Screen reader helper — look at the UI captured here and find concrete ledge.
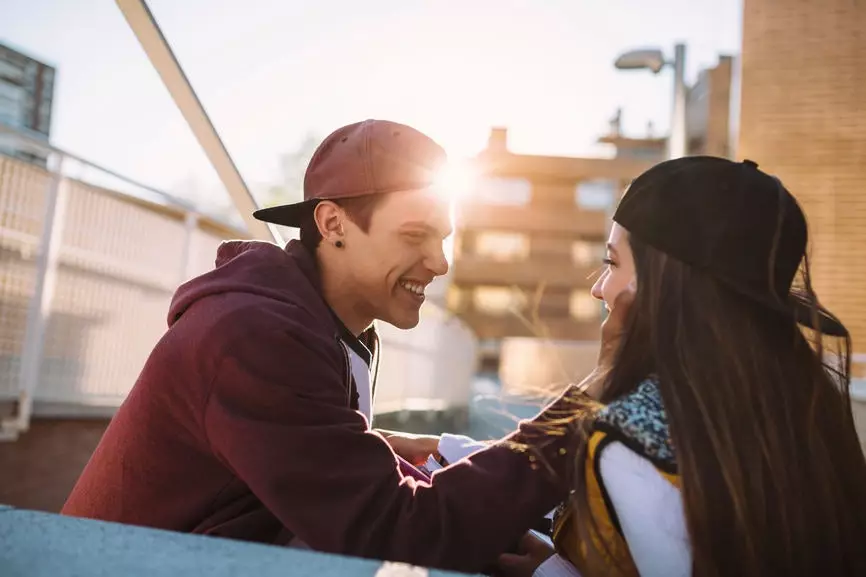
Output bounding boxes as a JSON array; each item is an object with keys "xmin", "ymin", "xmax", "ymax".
[{"xmin": 0, "ymin": 506, "xmax": 473, "ymax": 577}]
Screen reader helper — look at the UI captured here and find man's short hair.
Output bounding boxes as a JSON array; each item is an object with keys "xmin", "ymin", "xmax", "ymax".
[{"xmin": 299, "ymin": 194, "xmax": 385, "ymax": 253}]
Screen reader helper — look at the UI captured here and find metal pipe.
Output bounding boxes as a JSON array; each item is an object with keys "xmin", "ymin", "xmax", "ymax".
[
  {"xmin": 668, "ymin": 43, "xmax": 688, "ymax": 159},
  {"xmin": 114, "ymin": 0, "xmax": 279, "ymax": 243}
]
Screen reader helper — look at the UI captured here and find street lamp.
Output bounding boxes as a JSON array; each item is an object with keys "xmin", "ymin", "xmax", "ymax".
[{"xmin": 614, "ymin": 43, "xmax": 687, "ymax": 159}]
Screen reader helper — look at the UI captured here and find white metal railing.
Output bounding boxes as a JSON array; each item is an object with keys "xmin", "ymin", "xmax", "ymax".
[
  {"xmin": 0, "ymin": 123, "xmax": 478, "ymax": 440},
  {"xmin": 375, "ymin": 306, "xmax": 478, "ymax": 415},
  {"xmin": 0, "ymin": 124, "xmax": 247, "ymax": 440}
]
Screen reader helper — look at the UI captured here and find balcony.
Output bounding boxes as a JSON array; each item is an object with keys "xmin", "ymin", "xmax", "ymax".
[
  {"xmin": 456, "ymin": 203, "xmax": 607, "ymax": 237},
  {"xmin": 476, "ymin": 150, "xmax": 654, "ymax": 182},
  {"xmin": 457, "ymin": 311, "xmax": 600, "ymax": 341},
  {"xmin": 451, "ymin": 256, "xmax": 597, "ymax": 288}
]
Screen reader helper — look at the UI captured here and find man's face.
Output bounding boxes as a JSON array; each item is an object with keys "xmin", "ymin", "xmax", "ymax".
[{"xmin": 342, "ymin": 189, "xmax": 452, "ymax": 329}]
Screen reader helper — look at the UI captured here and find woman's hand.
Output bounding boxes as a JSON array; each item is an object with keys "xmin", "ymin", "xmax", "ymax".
[
  {"xmin": 497, "ymin": 532, "xmax": 556, "ymax": 577},
  {"xmin": 377, "ymin": 430, "xmax": 441, "ymax": 466}
]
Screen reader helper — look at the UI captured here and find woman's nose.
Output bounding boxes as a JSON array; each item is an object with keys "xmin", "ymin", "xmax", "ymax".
[{"xmin": 590, "ymin": 274, "xmax": 605, "ymax": 301}]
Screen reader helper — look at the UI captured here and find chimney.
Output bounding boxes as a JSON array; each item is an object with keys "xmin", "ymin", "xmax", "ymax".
[{"xmin": 487, "ymin": 127, "xmax": 508, "ymax": 153}]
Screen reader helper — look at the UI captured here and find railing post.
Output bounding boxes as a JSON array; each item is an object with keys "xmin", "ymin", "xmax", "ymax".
[
  {"xmin": 178, "ymin": 211, "xmax": 199, "ymax": 285},
  {"xmin": 1, "ymin": 153, "xmax": 69, "ymax": 438}
]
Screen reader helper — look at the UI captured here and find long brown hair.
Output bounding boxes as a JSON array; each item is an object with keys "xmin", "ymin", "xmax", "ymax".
[{"xmin": 568, "ymin": 234, "xmax": 866, "ymax": 577}]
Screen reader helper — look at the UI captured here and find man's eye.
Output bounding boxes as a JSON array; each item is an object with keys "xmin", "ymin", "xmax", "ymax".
[{"xmin": 404, "ymin": 231, "xmax": 427, "ymax": 242}]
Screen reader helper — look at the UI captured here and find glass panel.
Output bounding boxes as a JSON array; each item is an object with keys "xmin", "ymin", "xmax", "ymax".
[
  {"xmin": 570, "ymin": 290, "xmax": 600, "ymax": 321},
  {"xmin": 473, "ymin": 286, "xmax": 525, "ymax": 315},
  {"xmin": 475, "ymin": 231, "xmax": 530, "ymax": 261}
]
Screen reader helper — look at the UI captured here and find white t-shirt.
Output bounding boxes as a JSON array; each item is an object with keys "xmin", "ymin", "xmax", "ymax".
[{"xmin": 340, "ymin": 340, "xmax": 372, "ymax": 422}]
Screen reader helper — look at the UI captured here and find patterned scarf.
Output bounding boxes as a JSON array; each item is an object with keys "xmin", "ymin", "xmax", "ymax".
[{"xmin": 594, "ymin": 377, "xmax": 677, "ymax": 473}]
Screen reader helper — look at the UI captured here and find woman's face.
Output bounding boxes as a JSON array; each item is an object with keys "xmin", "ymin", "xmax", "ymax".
[{"xmin": 591, "ymin": 223, "xmax": 636, "ymax": 310}]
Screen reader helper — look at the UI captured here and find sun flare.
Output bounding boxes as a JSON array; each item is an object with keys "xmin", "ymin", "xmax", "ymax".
[{"xmin": 433, "ymin": 160, "xmax": 479, "ymax": 203}]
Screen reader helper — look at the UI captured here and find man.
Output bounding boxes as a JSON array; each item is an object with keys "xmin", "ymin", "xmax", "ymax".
[{"xmin": 62, "ymin": 119, "xmax": 611, "ymax": 573}]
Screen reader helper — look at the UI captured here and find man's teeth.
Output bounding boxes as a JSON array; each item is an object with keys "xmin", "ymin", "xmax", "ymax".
[{"xmin": 399, "ymin": 280, "xmax": 425, "ymax": 296}]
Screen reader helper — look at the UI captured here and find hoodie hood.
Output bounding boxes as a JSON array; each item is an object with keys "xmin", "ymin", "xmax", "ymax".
[{"xmin": 168, "ymin": 240, "xmax": 324, "ymax": 328}]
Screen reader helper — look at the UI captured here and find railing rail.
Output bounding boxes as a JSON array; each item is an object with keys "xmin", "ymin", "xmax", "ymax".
[{"xmin": 0, "ymin": 121, "xmax": 243, "ymax": 232}]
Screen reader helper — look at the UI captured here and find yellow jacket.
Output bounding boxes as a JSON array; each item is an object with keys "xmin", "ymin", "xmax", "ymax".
[{"xmin": 552, "ymin": 378, "xmax": 681, "ymax": 577}]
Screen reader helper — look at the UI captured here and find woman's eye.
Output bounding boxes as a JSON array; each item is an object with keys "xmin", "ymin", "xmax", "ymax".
[{"xmin": 602, "ymin": 257, "xmax": 616, "ymax": 267}]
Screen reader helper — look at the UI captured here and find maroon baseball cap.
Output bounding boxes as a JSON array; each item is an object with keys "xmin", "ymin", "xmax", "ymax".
[{"xmin": 254, "ymin": 119, "xmax": 447, "ymax": 228}]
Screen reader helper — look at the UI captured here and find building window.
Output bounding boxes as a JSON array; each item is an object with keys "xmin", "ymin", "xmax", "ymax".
[
  {"xmin": 474, "ymin": 177, "xmax": 531, "ymax": 206},
  {"xmin": 572, "ymin": 240, "xmax": 605, "ymax": 267},
  {"xmin": 575, "ymin": 180, "xmax": 616, "ymax": 211},
  {"xmin": 446, "ymin": 285, "xmax": 464, "ymax": 312},
  {"xmin": 570, "ymin": 291, "xmax": 601, "ymax": 321},
  {"xmin": 475, "ymin": 231, "xmax": 530, "ymax": 261},
  {"xmin": 473, "ymin": 286, "xmax": 526, "ymax": 315}
]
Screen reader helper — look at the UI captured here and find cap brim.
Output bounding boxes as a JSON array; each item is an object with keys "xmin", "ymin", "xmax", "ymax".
[{"xmin": 253, "ymin": 200, "xmax": 317, "ymax": 228}]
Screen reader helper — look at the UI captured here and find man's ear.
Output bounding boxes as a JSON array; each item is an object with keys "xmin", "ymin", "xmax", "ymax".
[{"xmin": 314, "ymin": 201, "xmax": 345, "ymax": 245}]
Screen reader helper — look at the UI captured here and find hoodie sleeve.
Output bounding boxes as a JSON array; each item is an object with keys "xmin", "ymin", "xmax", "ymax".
[{"xmin": 204, "ymin": 326, "xmax": 575, "ymax": 574}]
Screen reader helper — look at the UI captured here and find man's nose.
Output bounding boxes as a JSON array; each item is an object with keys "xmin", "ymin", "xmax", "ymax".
[{"xmin": 426, "ymin": 246, "xmax": 449, "ymax": 277}]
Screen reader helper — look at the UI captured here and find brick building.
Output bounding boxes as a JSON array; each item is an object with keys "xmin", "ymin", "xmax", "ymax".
[{"xmin": 737, "ymin": 0, "xmax": 866, "ymax": 368}]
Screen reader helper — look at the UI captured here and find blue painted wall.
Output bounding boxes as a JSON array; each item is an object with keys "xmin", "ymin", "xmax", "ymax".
[{"xmin": 0, "ymin": 506, "xmax": 475, "ymax": 577}]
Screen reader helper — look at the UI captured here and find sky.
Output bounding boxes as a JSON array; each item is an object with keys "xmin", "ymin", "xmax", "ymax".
[{"xmin": 0, "ymin": 0, "xmax": 742, "ymax": 210}]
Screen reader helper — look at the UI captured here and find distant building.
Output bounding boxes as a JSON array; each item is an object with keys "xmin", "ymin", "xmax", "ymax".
[
  {"xmin": 448, "ymin": 128, "xmax": 652, "ymax": 375},
  {"xmin": 0, "ymin": 43, "xmax": 56, "ymax": 165},
  {"xmin": 686, "ymin": 55, "xmax": 734, "ymax": 158},
  {"xmin": 449, "ymin": 53, "xmax": 734, "ymax": 384},
  {"xmin": 597, "ymin": 108, "xmax": 666, "ymax": 162},
  {"xmin": 600, "ymin": 55, "xmax": 735, "ymax": 161}
]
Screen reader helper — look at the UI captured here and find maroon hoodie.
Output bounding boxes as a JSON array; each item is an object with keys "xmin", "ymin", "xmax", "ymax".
[{"xmin": 62, "ymin": 240, "xmax": 575, "ymax": 573}]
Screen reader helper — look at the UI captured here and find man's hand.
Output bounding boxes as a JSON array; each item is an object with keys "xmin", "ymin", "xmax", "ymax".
[
  {"xmin": 597, "ymin": 280, "xmax": 636, "ymax": 369},
  {"xmin": 497, "ymin": 532, "xmax": 556, "ymax": 577},
  {"xmin": 377, "ymin": 430, "xmax": 441, "ymax": 466}
]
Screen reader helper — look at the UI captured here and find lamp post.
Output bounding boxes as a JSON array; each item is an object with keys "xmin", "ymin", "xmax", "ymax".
[{"xmin": 614, "ymin": 43, "xmax": 687, "ymax": 159}]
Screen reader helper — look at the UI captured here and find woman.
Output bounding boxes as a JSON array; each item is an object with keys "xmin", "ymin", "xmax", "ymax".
[{"xmin": 498, "ymin": 157, "xmax": 866, "ymax": 577}]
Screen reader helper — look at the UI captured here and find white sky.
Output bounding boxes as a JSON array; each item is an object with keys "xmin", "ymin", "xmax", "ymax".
[{"xmin": 1, "ymin": 0, "xmax": 742, "ymax": 208}]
